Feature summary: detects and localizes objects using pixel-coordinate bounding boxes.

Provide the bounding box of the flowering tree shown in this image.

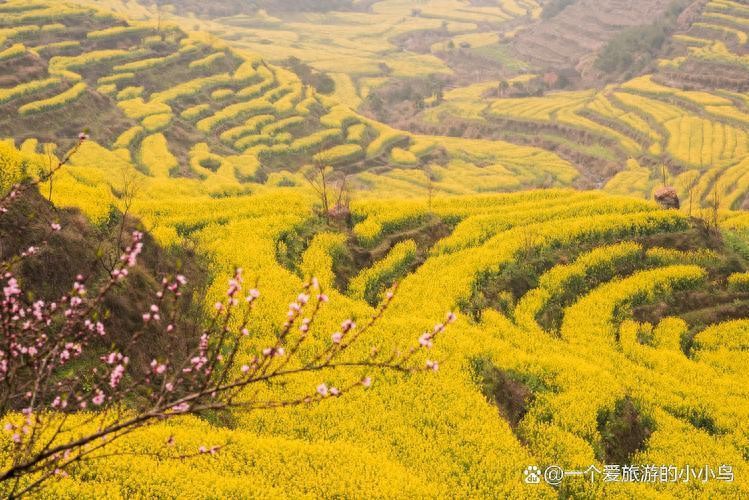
[0,136,454,496]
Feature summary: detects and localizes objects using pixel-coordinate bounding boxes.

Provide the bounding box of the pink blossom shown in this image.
[51,223,61,231]
[300,318,310,333]
[362,377,372,388]
[4,278,21,298]
[109,364,125,388]
[103,352,120,365]
[317,294,329,303]
[341,319,356,333]
[151,360,167,374]
[316,383,329,397]
[92,391,105,406]
[331,332,343,344]
[419,333,433,348]
[426,360,439,372]
[190,356,207,370]
[172,402,189,413]
[241,365,250,373]
[329,387,340,396]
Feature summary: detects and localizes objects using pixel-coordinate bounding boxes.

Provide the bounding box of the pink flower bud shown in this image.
[419,333,433,348]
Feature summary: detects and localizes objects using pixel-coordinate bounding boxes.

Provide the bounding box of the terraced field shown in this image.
[3,0,749,497]
[0,0,581,199]
[5,135,749,495]
[420,0,749,210]
[33,0,749,209]
[661,0,749,90]
[512,0,673,71]
[72,0,541,106]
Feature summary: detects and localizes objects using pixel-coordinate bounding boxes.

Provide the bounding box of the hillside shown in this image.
[4,137,749,496]
[0,0,583,199]
[512,0,675,74]
[2,0,749,497]
[70,0,749,212]
[419,0,749,209]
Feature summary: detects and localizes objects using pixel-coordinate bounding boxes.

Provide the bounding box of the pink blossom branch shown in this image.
[0,139,456,496]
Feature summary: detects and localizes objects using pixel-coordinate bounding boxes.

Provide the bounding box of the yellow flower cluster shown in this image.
[727,271,749,291]
[18,82,87,115]
[313,143,364,167]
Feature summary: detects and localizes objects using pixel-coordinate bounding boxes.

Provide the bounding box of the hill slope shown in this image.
[420,0,749,209]
[0,0,581,198]
[6,134,749,496]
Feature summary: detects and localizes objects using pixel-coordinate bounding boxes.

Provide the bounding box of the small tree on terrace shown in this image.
[303,162,352,221]
[498,80,509,98]
[0,136,455,496]
[303,162,332,216]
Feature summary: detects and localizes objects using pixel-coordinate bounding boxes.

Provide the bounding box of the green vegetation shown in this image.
[541,0,574,19]
[595,0,692,75]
